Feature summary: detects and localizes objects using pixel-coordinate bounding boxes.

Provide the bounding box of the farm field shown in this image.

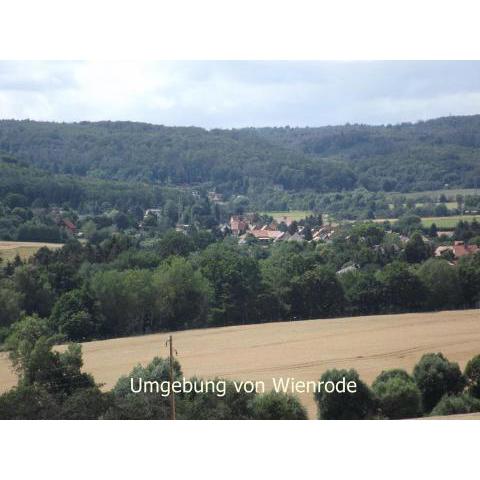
[372,214,478,229]
[1,309,480,418]
[388,202,458,210]
[261,210,313,221]
[420,215,478,228]
[0,241,64,263]
[391,188,479,200]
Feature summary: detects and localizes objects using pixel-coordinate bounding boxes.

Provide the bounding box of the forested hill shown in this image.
[1,115,480,195]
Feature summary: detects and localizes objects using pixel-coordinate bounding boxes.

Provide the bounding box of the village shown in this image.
[227,214,335,244]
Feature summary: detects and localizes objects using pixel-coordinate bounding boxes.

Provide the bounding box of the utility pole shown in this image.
[167,335,176,420]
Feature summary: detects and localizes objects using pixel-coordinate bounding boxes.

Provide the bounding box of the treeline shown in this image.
[315,352,480,419]
[1,116,480,202]
[1,221,480,344]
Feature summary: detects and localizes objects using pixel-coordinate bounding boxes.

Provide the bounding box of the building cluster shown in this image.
[228,215,334,245]
[435,240,479,261]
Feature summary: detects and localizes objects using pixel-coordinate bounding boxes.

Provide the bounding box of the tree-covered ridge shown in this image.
[1,115,480,197]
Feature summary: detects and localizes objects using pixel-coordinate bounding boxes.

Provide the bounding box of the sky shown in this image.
[1,61,480,129]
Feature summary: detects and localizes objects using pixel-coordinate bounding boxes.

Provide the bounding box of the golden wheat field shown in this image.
[1,309,480,418]
[0,241,64,263]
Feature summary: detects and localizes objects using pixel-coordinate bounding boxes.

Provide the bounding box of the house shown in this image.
[207,191,224,203]
[175,224,190,234]
[144,208,162,219]
[337,263,359,275]
[249,228,286,243]
[435,245,453,257]
[287,232,304,243]
[452,241,479,258]
[312,226,335,242]
[62,219,77,234]
[230,216,248,236]
[435,241,479,260]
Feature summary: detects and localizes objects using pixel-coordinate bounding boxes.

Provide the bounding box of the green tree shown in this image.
[457,253,480,305]
[151,257,212,331]
[341,271,383,315]
[291,266,345,319]
[376,261,426,312]
[250,391,307,420]
[178,377,256,420]
[0,284,23,329]
[314,369,376,420]
[0,384,59,420]
[372,369,422,419]
[157,230,195,258]
[49,289,97,341]
[91,269,154,336]
[198,242,262,326]
[464,354,480,399]
[417,259,463,310]
[13,265,55,317]
[404,232,431,263]
[106,357,181,420]
[1,319,107,419]
[430,393,480,416]
[413,353,466,412]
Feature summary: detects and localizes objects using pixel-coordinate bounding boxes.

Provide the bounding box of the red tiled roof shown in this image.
[62,219,76,231]
[453,242,479,258]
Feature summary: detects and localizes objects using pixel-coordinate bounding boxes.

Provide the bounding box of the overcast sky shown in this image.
[1,61,480,128]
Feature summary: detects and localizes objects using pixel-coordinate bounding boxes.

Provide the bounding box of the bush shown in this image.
[314,369,376,420]
[372,369,422,419]
[106,357,182,420]
[430,394,480,416]
[0,384,58,420]
[250,391,308,420]
[464,354,480,399]
[177,377,256,420]
[413,353,466,413]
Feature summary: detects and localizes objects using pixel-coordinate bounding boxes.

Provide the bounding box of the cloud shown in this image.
[0,61,480,127]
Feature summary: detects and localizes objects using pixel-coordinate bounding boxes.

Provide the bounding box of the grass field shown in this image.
[420,215,478,228]
[372,214,478,229]
[391,189,479,200]
[0,241,64,263]
[1,309,479,418]
[388,202,458,210]
[261,210,313,221]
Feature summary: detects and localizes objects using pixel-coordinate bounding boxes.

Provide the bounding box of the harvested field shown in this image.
[260,210,313,221]
[1,309,479,418]
[0,241,63,263]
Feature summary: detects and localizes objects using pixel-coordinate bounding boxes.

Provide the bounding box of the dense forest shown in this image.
[1,116,480,203]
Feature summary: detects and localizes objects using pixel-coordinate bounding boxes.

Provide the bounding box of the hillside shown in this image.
[1,116,480,198]
[1,309,478,418]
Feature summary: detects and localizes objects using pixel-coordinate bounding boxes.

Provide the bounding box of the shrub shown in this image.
[430,394,480,416]
[464,354,480,399]
[413,353,465,413]
[314,369,376,420]
[177,377,256,420]
[106,357,182,420]
[250,391,307,420]
[372,369,422,419]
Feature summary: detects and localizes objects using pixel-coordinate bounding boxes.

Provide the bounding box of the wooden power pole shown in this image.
[168,335,176,420]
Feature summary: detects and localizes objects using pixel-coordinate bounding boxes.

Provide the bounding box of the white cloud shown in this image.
[1,61,480,127]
